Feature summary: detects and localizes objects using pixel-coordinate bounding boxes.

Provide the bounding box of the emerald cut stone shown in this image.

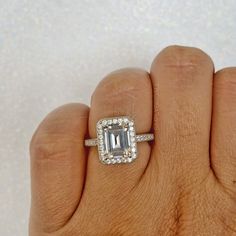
[96,117,137,164]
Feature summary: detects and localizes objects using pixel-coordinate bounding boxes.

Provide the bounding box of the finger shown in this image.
[85,69,153,196]
[211,67,236,194]
[150,45,214,181]
[30,103,89,233]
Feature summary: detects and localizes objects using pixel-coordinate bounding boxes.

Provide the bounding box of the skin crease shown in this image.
[30,46,236,236]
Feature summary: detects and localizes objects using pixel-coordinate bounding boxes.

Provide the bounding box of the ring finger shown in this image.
[85,68,153,197]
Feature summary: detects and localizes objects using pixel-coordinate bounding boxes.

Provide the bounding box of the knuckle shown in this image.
[93,68,150,100]
[30,104,87,162]
[216,67,236,78]
[30,130,71,163]
[153,45,213,71]
[215,67,236,108]
[151,45,214,93]
[215,67,236,90]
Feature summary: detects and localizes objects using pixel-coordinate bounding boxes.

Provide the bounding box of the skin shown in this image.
[29,45,236,236]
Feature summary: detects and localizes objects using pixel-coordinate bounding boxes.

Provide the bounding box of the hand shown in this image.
[29,46,236,236]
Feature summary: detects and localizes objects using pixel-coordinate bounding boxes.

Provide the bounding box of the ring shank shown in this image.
[135,133,154,142]
[85,133,154,147]
[84,138,97,146]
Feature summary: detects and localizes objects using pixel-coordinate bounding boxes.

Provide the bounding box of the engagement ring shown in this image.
[85,116,154,165]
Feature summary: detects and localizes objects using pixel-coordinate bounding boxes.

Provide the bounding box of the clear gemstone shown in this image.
[124,118,128,123]
[131,142,136,147]
[131,137,135,142]
[102,120,107,125]
[127,158,132,163]
[118,118,123,123]
[98,129,103,134]
[97,117,137,164]
[104,125,130,157]
[132,154,137,159]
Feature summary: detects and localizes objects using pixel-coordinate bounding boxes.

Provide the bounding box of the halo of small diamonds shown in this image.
[96,116,137,165]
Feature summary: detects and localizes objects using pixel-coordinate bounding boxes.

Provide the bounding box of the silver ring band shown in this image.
[85,133,154,147]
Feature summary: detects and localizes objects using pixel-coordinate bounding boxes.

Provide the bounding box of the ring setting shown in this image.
[85,116,154,165]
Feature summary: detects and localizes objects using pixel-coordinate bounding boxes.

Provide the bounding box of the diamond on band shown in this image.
[136,134,154,142]
[84,116,154,165]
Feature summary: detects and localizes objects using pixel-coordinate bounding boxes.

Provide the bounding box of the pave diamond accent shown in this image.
[136,134,154,142]
[97,116,137,165]
[84,139,97,146]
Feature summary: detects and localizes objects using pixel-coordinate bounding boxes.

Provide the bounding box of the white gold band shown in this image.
[85,133,154,147]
